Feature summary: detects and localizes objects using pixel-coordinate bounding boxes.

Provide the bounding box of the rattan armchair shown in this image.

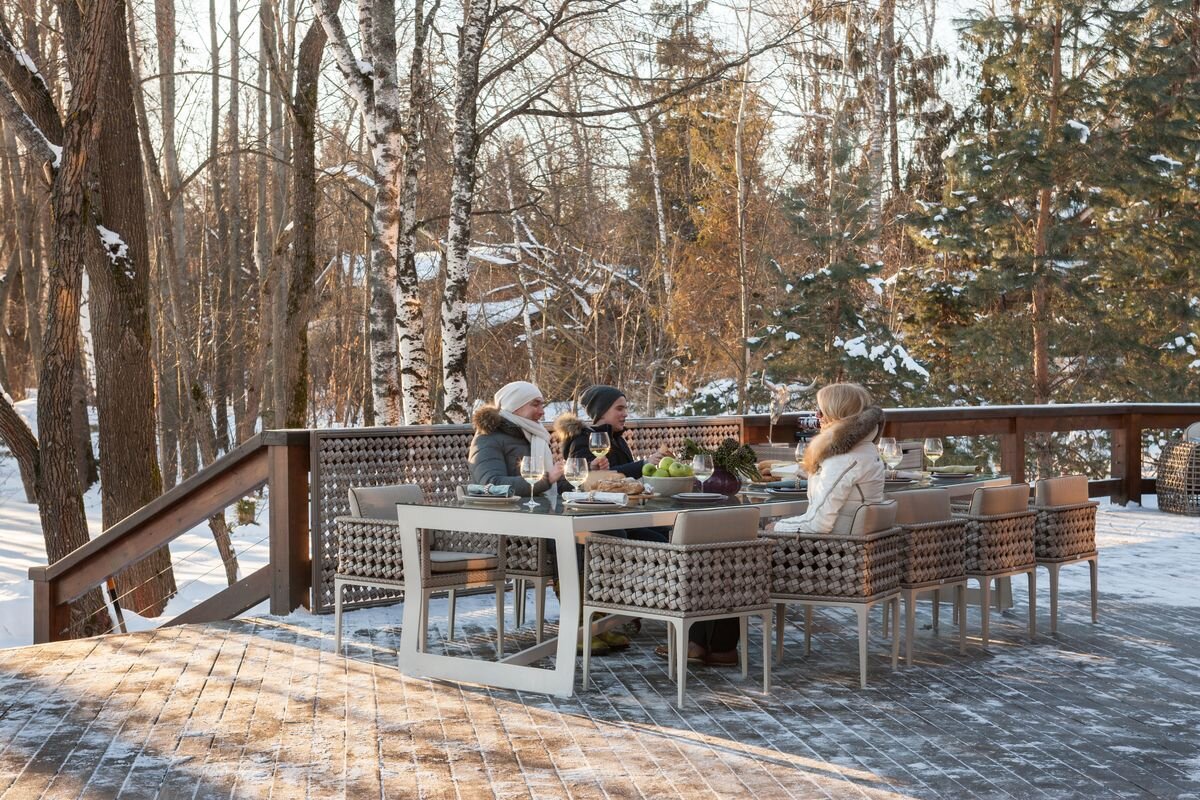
[1032,475,1099,633]
[581,507,773,708]
[767,500,903,689]
[956,483,1037,650]
[891,488,967,664]
[1158,428,1200,515]
[333,484,507,656]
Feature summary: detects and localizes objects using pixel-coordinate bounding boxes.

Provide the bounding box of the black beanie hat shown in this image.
[581,385,625,422]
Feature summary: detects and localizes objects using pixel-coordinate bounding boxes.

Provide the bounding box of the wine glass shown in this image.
[519,455,544,509]
[923,438,944,471]
[880,440,903,480]
[563,457,589,495]
[793,440,807,489]
[691,454,714,493]
[588,432,611,464]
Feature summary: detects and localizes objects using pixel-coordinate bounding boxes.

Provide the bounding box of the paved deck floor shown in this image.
[2,508,1199,799]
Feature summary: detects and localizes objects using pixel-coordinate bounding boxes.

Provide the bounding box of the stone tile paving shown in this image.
[2,506,1199,799]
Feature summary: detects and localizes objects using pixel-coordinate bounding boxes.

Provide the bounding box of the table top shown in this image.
[394,473,1010,533]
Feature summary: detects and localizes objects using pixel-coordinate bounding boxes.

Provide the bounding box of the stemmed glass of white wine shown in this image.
[519,455,544,509]
[923,438,944,472]
[563,457,588,494]
[588,432,611,464]
[879,438,903,480]
[691,454,714,493]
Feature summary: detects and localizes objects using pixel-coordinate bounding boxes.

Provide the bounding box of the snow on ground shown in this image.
[0,390,1197,648]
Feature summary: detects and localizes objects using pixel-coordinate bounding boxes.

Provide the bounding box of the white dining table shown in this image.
[393,492,808,697]
[393,474,1013,697]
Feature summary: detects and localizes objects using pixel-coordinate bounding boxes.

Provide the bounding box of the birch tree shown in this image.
[316,0,436,425]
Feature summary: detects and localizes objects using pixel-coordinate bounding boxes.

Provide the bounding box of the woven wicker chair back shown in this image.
[1034,475,1088,507]
[1158,440,1200,515]
[893,488,951,525]
[1186,421,1200,441]
[968,483,1031,516]
[348,483,425,518]
[671,507,761,545]
[311,417,743,612]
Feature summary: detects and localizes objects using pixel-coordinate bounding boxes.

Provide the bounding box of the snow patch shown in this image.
[1066,119,1090,143]
[96,225,129,266]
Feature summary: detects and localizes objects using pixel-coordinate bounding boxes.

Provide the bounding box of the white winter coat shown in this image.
[774,439,886,534]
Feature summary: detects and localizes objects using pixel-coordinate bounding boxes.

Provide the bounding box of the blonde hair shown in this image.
[802,383,874,475]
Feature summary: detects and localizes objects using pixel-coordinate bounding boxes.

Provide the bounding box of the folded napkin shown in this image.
[465,484,512,497]
[562,491,628,506]
[931,465,977,475]
[769,462,801,477]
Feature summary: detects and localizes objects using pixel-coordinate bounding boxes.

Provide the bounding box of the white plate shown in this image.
[931,472,975,481]
[767,486,807,496]
[672,492,726,502]
[459,493,522,504]
[563,499,625,510]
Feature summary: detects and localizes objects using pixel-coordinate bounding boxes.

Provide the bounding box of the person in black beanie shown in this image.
[554,385,672,478]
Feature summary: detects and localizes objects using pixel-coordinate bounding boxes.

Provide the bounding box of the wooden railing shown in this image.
[27,404,1200,643]
[747,403,1200,506]
[29,430,310,643]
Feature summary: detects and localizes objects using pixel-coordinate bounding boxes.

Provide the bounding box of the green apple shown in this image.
[658,456,675,470]
[642,463,657,477]
[679,465,693,476]
[653,468,671,478]
[668,461,690,478]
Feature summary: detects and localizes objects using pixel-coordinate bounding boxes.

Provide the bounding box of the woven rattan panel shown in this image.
[311,418,744,613]
[963,512,1036,573]
[1034,505,1097,560]
[584,537,774,616]
[767,528,905,599]
[900,519,967,585]
[1158,441,1200,516]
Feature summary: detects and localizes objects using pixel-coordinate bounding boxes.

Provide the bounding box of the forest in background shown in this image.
[0,0,1197,631]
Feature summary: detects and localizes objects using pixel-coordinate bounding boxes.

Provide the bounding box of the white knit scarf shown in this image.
[494,381,556,499]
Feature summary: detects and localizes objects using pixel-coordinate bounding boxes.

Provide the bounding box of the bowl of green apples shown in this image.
[641,456,697,496]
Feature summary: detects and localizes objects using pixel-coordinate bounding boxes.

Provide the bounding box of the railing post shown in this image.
[268,432,312,615]
[1000,415,1026,485]
[31,574,68,644]
[1111,412,1142,507]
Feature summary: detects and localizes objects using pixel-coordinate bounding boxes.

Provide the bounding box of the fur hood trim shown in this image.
[804,406,884,471]
[472,404,513,435]
[553,412,588,442]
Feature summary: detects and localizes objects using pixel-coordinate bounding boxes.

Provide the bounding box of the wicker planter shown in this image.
[766,527,905,600]
[1158,441,1200,516]
[961,510,1036,573]
[1033,503,1097,560]
[584,535,774,616]
[899,518,966,585]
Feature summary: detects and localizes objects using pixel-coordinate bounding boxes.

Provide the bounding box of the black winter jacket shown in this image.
[553,413,645,479]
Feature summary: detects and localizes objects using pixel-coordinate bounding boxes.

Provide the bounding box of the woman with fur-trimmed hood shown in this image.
[774,383,886,534]
[468,381,570,496]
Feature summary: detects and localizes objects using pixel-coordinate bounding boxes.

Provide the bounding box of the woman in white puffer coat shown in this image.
[774,383,886,534]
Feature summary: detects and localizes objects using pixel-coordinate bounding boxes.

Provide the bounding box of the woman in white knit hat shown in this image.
[468,380,567,496]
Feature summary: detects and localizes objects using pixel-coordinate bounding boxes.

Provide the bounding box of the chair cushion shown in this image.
[428,551,498,573]
[968,483,1031,516]
[348,483,425,518]
[1035,475,1089,506]
[893,488,951,525]
[830,500,898,535]
[671,506,761,545]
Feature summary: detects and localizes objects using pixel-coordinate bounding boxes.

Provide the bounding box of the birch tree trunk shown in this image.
[440,0,491,423]
[733,4,752,413]
[395,0,435,424]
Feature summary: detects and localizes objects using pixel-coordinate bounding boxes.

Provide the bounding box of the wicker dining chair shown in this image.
[333,484,507,655]
[506,538,554,644]
[766,499,903,689]
[1032,475,1099,633]
[889,488,967,664]
[581,507,774,708]
[956,483,1037,650]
